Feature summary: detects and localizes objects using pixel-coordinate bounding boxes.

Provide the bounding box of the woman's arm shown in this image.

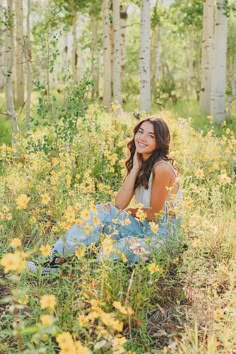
[115,152,142,210]
[114,169,138,209]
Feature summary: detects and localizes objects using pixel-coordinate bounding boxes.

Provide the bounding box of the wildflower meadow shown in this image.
[0,105,235,354]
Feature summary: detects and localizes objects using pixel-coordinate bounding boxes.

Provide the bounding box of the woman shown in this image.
[27,117,182,274]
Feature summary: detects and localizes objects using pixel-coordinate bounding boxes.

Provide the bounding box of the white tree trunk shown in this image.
[15,0,24,107]
[186,33,194,99]
[151,24,161,97]
[112,0,122,105]
[232,56,236,97]
[23,0,32,129]
[72,5,78,84]
[90,18,99,98]
[200,0,214,114]
[210,0,228,124]
[63,33,68,77]
[102,0,111,109]
[4,0,20,147]
[120,5,128,75]
[140,0,151,112]
[0,4,4,89]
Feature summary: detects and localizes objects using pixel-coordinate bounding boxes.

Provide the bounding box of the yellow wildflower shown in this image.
[6,213,12,220]
[39,244,52,257]
[40,314,54,326]
[75,246,86,258]
[93,216,100,226]
[40,294,56,311]
[16,194,30,210]
[9,238,22,248]
[149,222,159,234]
[56,332,75,350]
[148,263,162,274]
[112,336,127,353]
[74,341,90,354]
[100,311,123,332]
[218,173,231,185]
[84,224,92,234]
[123,218,131,225]
[18,294,29,305]
[195,169,204,179]
[64,206,75,224]
[2,205,9,213]
[41,193,51,205]
[0,252,25,273]
[136,208,146,221]
[78,314,89,327]
[121,253,128,263]
[113,301,134,316]
[81,209,90,220]
[112,218,119,225]
[101,237,114,256]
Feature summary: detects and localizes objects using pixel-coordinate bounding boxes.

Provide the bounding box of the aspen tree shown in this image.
[140,0,151,112]
[24,0,32,129]
[113,0,122,105]
[211,0,228,123]
[15,0,24,107]
[200,0,214,114]
[102,0,111,109]
[4,0,20,148]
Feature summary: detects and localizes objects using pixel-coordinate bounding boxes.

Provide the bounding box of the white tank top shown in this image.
[134,161,182,210]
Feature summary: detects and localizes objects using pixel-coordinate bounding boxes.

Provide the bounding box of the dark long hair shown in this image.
[125,116,175,189]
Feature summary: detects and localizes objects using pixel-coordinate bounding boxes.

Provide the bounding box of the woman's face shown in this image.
[134,121,157,160]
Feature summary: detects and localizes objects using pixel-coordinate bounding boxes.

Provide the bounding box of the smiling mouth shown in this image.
[137,142,147,148]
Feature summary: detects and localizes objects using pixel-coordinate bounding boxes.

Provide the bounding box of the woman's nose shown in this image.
[140,135,147,142]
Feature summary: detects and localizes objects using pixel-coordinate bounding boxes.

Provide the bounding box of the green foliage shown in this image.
[170,0,203,32]
[151,3,168,29]
[220,0,236,17]
[55,77,93,144]
[1,5,14,29]
[27,75,93,155]
[154,77,177,107]
[0,117,11,146]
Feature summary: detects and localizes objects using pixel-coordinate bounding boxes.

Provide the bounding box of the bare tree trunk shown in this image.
[200,0,214,114]
[23,0,32,129]
[4,0,20,147]
[0,4,4,89]
[90,18,99,98]
[140,0,151,112]
[211,0,228,124]
[151,25,161,97]
[15,0,24,107]
[227,47,236,121]
[96,53,101,98]
[120,5,128,75]
[110,7,114,98]
[232,56,236,97]
[72,3,78,84]
[63,32,68,77]
[186,33,194,99]
[102,0,111,109]
[112,0,122,105]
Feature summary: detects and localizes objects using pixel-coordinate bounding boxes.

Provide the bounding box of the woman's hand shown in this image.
[132,151,143,172]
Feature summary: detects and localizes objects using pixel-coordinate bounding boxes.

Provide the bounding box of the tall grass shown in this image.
[0,105,235,353]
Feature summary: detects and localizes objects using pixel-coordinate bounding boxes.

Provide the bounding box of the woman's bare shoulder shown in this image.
[153,160,176,177]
